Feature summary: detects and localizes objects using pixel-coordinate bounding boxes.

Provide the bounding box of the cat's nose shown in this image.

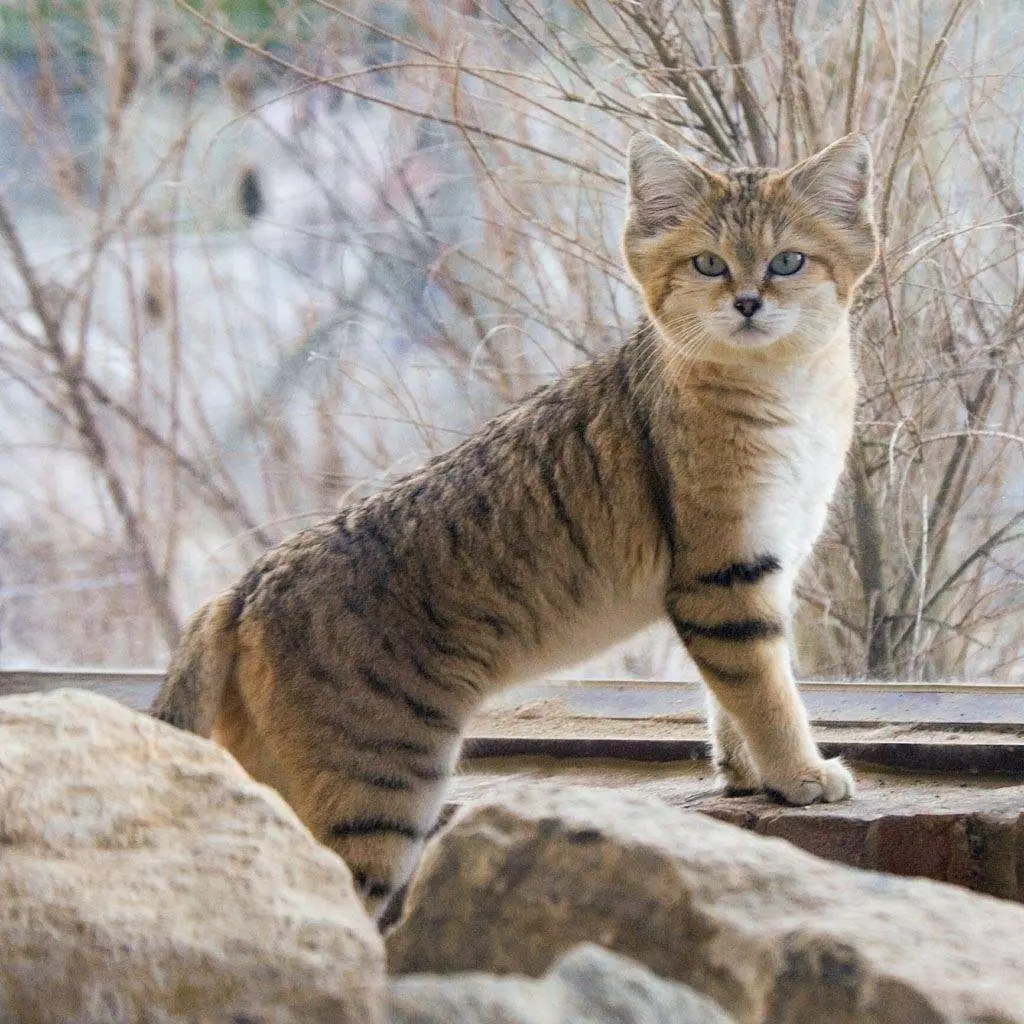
[733,293,763,318]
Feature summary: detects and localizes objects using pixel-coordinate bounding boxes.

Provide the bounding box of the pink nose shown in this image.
[734,294,763,318]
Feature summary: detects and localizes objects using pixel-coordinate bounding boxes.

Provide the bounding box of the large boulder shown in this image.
[388,943,734,1023]
[0,689,384,1024]
[387,781,1024,1024]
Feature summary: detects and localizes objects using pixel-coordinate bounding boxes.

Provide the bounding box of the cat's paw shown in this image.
[715,759,762,797]
[765,757,854,806]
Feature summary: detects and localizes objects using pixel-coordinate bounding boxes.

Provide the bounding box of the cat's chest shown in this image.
[685,398,847,484]
[675,386,854,561]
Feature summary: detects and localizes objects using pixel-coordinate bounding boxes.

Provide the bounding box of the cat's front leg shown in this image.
[706,696,761,795]
[671,596,853,804]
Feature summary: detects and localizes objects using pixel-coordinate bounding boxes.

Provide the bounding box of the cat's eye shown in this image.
[693,252,729,277]
[768,251,806,276]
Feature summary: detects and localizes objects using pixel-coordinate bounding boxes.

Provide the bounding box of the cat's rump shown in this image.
[151,590,237,738]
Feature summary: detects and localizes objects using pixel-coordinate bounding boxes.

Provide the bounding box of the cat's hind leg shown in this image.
[277,701,461,921]
[229,704,458,921]
[214,628,465,921]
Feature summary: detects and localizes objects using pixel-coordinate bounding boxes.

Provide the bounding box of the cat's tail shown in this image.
[150,591,238,738]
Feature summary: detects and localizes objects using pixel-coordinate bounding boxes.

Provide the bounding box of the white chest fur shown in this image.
[679,343,857,577]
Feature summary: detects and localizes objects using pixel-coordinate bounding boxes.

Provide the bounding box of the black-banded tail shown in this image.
[150,591,238,738]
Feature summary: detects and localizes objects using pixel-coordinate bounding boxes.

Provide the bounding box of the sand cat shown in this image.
[153,132,878,920]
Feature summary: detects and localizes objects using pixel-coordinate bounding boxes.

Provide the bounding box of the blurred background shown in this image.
[1,0,1023,682]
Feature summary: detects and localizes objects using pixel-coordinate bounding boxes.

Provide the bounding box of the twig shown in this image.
[844,0,870,134]
[716,0,772,163]
[0,197,181,649]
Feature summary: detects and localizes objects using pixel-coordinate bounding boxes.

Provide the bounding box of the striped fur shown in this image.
[152,134,878,920]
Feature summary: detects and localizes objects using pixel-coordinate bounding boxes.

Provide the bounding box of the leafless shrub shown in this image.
[2,0,1023,681]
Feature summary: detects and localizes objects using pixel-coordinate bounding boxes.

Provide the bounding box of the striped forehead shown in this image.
[707,168,778,265]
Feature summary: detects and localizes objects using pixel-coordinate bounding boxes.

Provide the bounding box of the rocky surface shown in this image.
[0,689,384,1024]
[388,780,1024,1024]
[5,686,1024,1024]
[388,943,734,1023]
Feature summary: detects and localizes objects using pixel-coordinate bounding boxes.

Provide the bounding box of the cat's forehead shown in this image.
[706,167,782,256]
[722,166,774,197]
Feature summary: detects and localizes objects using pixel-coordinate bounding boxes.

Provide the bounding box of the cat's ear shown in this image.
[626,133,714,235]
[781,135,874,228]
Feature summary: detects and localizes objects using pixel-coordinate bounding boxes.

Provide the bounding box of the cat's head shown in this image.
[622,134,878,363]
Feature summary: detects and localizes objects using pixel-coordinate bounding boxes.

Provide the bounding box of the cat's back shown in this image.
[231,341,669,683]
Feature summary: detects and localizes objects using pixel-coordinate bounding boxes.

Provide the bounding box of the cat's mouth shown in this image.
[696,310,790,349]
[732,320,772,338]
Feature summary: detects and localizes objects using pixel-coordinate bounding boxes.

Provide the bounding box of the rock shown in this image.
[0,689,384,1024]
[387,781,1024,1024]
[388,943,734,1024]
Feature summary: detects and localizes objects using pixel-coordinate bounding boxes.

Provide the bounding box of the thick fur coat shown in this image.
[153,133,879,919]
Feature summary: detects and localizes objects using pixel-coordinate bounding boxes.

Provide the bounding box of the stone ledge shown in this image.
[699,794,1023,901]
[452,758,1024,902]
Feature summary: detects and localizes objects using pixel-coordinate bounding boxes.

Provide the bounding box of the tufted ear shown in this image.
[626,133,716,236]
[781,134,874,228]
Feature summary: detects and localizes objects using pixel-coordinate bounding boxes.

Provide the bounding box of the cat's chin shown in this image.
[725,324,779,349]
[667,329,838,368]
[692,319,848,361]
[695,325,788,355]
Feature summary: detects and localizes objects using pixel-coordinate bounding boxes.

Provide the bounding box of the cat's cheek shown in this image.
[696,311,728,340]
[758,302,801,339]
[802,281,846,317]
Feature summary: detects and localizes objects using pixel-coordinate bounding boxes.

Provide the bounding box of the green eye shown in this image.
[693,252,729,277]
[768,251,805,276]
